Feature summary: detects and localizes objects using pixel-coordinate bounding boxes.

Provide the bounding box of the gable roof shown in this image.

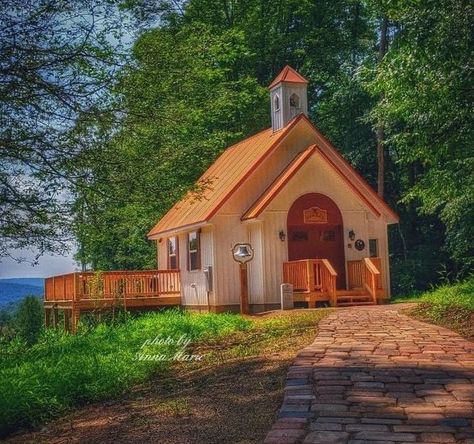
[147,114,307,239]
[241,145,317,220]
[307,122,399,223]
[148,113,398,239]
[268,65,309,90]
[241,143,399,223]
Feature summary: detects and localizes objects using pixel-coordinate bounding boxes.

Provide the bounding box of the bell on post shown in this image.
[232,243,254,264]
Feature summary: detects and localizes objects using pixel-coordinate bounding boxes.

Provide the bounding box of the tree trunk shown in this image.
[376,16,389,198]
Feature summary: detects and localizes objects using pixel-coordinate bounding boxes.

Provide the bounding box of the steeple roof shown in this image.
[268,65,309,89]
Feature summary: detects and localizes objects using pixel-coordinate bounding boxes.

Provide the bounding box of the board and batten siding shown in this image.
[157,226,215,308]
[258,152,390,303]
[211,214,245,307]
[247,222,265,306]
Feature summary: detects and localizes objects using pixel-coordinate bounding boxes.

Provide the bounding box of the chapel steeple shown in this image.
[269,66,308,132]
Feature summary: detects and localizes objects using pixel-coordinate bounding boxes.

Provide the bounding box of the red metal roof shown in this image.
[147,115,307,238]
[268,65,309,90]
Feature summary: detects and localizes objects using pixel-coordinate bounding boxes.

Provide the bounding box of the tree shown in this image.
[72,22,268,269]
[0,0,127,260]
[15,296,43,345]
[368,0,474,273]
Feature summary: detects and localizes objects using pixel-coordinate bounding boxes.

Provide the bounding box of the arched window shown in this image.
[289,93,301,117]
[273,94,280,111]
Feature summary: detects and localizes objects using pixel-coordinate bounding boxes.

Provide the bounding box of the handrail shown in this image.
[364,258,380,275]
[362,258,380,303]
[321,259,337,276]
[320,259,337,306]
[283,259,338,306]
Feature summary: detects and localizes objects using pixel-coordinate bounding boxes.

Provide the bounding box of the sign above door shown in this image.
[303,206,328,224]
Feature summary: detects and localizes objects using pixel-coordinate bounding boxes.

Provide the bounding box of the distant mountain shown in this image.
[0,277,44,288]
[0,278,44,309]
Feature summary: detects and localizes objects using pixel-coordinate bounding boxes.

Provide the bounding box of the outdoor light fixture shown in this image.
[348,229,355,241]
[279,230,286,242]
[232,243,254,264]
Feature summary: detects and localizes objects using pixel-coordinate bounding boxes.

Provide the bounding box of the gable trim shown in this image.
[241,144,384,221]
[204,114,306,222]
[306,120,399,222]
[241,145,316,220]
[315,147,381,218]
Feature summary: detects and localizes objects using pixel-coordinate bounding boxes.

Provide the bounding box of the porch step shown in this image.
[336,289,365,296]
[336,294,375,306]
[337,301,376,306]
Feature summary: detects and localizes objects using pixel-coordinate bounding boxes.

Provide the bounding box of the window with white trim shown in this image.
[188,231,201,271]
[369,239,379,258]
[167,236,179,269]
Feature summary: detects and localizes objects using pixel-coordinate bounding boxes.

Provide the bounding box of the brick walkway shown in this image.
[264,305,474,444]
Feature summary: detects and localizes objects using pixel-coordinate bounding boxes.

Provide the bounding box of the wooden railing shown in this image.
[320,259,338,306]
[44,270,181,303]
[361,258,380,303]
[348,257,383,290]
[283,259,338,306]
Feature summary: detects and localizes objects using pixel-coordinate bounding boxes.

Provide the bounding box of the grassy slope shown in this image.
[393,277,474,340]
[0,310,250,437]
[1,309,331,441]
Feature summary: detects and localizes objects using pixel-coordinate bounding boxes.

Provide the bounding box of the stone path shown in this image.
[264,305,474,443]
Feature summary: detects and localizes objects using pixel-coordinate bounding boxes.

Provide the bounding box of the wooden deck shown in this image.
[283,257,385,307]
[44,270,181,332]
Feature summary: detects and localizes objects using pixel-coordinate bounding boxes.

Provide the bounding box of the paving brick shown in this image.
[419,432,457,442]
[303,431,349,443]
[353,431,416,442]
[264,306,474,444]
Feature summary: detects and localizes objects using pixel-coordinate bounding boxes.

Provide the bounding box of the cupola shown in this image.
[269,66,308,132]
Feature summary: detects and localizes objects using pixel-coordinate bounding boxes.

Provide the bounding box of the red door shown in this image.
[287,193,346,289]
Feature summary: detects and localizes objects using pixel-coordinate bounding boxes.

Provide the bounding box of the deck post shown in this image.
[52,307,58,328]
[64,309,71,332]
[239,263,249,315]
[45,308,51,328]
[306,260,314,292]
[71,310,80,334]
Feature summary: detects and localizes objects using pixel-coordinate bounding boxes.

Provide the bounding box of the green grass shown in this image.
[393,277,474,339]
[0,309,250,437]
[392,276,474,309]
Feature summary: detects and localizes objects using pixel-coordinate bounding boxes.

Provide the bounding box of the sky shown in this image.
[0,250,77,278]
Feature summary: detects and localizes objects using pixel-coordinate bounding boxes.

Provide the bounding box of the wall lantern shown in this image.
[279,230,286,242]
[231,243,254,315]
[348,229,355,241]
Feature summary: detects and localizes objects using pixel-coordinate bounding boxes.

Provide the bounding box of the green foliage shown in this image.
[394,277,474,339]
[73,0,379,270]
[14,296,43,346]
[0,309,250,437]
[419,277,474,310]
[393,276,474,309]
[1,0,127,258]
[367,0,474,271]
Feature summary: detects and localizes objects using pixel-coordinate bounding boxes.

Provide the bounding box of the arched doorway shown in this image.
[287,193,346,289]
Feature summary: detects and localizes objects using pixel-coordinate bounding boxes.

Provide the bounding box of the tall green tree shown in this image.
[367,0,474,274]
[74,0,378,270]
[0,0,127,260]
[72,22,268,269]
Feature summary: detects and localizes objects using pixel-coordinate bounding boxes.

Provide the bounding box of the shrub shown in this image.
[15,296,43,346]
